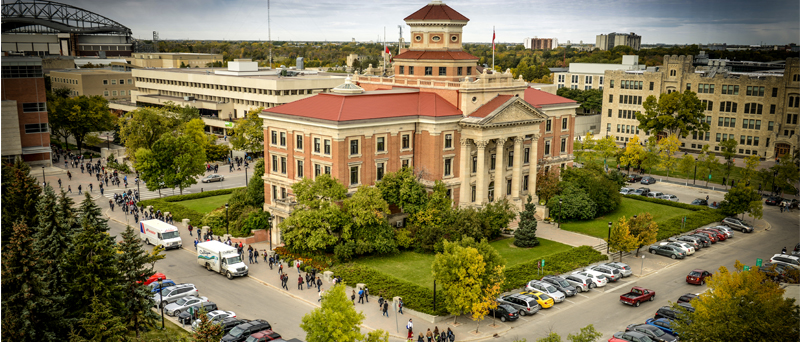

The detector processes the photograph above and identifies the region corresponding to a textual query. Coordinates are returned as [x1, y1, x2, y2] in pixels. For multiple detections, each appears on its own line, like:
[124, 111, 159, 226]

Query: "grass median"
[560, 197, 694, 239]
[173, 194, 232, 214]
[353, 238, 572, 289]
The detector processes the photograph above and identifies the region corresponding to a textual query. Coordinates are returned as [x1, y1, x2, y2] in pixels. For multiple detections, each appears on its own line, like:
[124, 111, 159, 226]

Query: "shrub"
[503, 246, 608, 292]
[622, 194, 705, 211]
[547, 184, 596, 220]
[655, 209, 726, 240]
[274, 246, 332, 271]
[330, 263, 447, 316]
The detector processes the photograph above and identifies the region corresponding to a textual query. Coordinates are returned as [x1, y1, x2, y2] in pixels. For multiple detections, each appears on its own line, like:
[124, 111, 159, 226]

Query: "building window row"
[721, 85, 740, 95]
[739, 135, 759, 146]
[717, 116, 737, 127]
[701, 100, 714, 111]
[618, 95, 642, 105]
[24, 123, 48, 134]
[1, 65, 43, 78]
[743, 103, 763, 115]
[618, 109, 637, 119]
[789, 96, 800, 108]
[690, 131, 710, 141]
[698, 83, 715, 94]
[616, 124, 639, 135]
[134, 77, 325, 96]
[716, 133, 735, 142]
[21, 102, 46, 112]
[397, 65, 471, 77]
[746, 86, 765, 97]
[788, 114, 799, 125]
[720, 101, 738, 113]
[620, 80, 643, 90]
[741, 119, 761, 130]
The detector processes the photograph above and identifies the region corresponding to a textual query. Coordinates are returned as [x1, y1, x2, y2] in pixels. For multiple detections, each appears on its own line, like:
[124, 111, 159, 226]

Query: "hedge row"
[329, 263, 448, 316]
[622, 194, 705, 211]
[656, 209, 727, 241]
[138, 187, 242, 225]
[504, 246, 608, 292]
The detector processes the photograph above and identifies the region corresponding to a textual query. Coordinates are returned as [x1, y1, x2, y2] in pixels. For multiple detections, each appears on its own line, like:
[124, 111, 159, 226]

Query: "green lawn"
[353, 238, 572, 289]
[174, 194, 232, 214]
[560, 197, 694, 239]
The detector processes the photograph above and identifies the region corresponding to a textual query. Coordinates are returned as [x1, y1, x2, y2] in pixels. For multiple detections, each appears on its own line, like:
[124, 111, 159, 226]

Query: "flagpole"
[383, 26, 386, 76]
[492, 26, 495, 71]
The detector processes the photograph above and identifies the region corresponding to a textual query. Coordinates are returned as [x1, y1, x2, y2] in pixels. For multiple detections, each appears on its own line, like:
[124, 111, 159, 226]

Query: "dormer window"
[432, 36, 441, 42]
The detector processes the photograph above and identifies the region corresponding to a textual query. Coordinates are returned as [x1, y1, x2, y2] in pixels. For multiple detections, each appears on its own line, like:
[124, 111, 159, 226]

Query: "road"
[96, 171, 798, 342]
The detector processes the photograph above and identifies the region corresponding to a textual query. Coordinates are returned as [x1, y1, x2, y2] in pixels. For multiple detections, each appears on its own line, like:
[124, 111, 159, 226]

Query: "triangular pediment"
[461, 97, 546, 128]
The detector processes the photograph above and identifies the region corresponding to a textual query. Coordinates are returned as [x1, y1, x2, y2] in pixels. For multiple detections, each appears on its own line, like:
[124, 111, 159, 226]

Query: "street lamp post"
[606, 221, 613, 254]
[225, 203, 230, 236]
[693, 157, 698, 185]
[558, 199, 563, 227]
[267, 215, 274, 251]
[772, 170, 778, 195]
[640, 255, 645, 277]
[41, 166, 46, 185]
[245, 165, 249, 187]
[158, 277, 165, 329]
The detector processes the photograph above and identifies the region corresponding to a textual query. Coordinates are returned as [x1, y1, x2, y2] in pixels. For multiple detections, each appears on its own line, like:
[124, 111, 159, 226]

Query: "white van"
[140, 219, 182, 250]
[197, 241, 248, 280]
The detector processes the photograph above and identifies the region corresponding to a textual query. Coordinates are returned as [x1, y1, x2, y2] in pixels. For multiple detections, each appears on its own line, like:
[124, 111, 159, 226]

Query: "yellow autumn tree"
[628, 213, 658, 257]
[620, 135, 645, 172]
[608, 217, 639, 262]
[432, 241, 485, 324]
[671, 262, 800, 341]
[657, 134, 681, 177]
[471, 265, 504, 333]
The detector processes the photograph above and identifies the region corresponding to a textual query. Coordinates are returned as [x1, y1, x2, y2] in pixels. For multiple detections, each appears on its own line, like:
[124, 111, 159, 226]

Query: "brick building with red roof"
[259, 2, 579, 244]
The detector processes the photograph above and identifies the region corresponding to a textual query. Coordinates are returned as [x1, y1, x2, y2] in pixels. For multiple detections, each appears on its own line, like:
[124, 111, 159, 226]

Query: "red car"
[694, 230, 717, 243]
[702, 228, 726, 241]
[686, 269, 712, 285]
[143, 272, 167, 286]
[247, 329, 282, 342]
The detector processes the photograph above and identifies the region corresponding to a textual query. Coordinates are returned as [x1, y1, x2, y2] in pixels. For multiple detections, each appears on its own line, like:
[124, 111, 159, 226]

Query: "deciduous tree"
[594, 136, 618, 164]
[640, 137, 660, 174]
[671, 263, 800, 341]
[741, 155, 761, 184]
[514, 196, 539, 247]
[432, 241, 485, 324]
[547, 184, 596, 221]
[720, 184, 763, 220]
[134, 134, 206, 195]
[656, 134, 681, 177]
[471, 275, 503, 332]
[245, 158, 265, 207]
[60, 95, 116, 153]
[119, 103, 198, 160]
[376, 167, 429, 216]
[620, 135, 645, 172]
[230, 107, 265, 154]
[536, 169, 560, 204]
[608, 217, 639, 262]
[678, 154, 696, 178]
[566, 325, 603, 342]
[697, 145, 721, 186]
[343, 185, 397, 255]
[636, 90, 708, 138]
[628, 213, 658, 257]
[719, 138, 738, 186]
[301, 284, 385, 342]
[281, 175, 349, 253]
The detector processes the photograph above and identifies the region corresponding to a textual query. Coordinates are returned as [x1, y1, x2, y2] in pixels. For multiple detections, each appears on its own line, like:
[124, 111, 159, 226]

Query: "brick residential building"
[1, 57, 51, 166]
[259, 1, 578, 244]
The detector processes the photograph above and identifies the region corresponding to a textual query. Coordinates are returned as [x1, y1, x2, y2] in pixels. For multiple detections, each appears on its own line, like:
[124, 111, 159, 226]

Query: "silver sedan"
[164, 296, 208, 316]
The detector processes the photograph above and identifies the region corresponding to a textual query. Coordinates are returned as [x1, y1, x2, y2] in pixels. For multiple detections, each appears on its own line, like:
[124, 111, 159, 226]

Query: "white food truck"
[139, 219, 182, 250]
[196, 241, 248, 280]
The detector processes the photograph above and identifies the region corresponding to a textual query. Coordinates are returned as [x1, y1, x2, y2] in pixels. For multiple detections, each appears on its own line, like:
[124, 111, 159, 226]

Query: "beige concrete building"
[125, 59, 345, 135]
[596, 32, 641, 51]
[129, 52, 223, 68]
[50, 69, 135, 99]
[602, 55, 800, 159]
[552, 55, 646, 91]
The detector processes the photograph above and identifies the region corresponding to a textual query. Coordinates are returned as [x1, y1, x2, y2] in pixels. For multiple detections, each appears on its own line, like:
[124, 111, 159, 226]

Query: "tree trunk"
[475, 320, 480, 333]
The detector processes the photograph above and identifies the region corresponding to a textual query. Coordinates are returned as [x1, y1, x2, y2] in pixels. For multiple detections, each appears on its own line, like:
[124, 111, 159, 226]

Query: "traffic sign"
[743, 265, 750, 271]
[541, 259, 545, 267]
[756, 258, 763, 267]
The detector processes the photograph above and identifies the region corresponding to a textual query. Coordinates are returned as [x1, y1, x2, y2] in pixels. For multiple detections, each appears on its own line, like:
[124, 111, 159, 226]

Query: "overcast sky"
[57, 0, 798, 45]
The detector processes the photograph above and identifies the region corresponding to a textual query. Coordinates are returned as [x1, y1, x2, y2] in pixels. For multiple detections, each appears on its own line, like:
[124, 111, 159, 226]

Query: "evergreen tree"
[1, 222, 56, 342]
[32, 185, 70, 338]
[117, 225, 162, 338]
[1, 157, 41, 245]
[69, 297, 128, 342]
[514, 196, 540, 247]
[192, 308, 225, 342]
[67, 193, 122, 333]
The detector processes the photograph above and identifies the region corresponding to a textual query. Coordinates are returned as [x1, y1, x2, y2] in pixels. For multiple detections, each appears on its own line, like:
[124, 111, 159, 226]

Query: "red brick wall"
[1, 77, 50, 150]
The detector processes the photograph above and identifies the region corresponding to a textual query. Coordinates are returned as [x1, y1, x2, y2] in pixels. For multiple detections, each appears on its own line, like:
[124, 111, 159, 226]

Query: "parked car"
[648, 245, 686, 259]
[572, 271, 608, 288]
[201, 174, 225, 183]
[216, 318, 250, 335]
[182, 306, 229, 325]
[488, 303, 519, 322]
[721, 217, 754, 233]
[707, 202, 721, 209]
[641, 176, 657, 185]
[673, 236, 702, 250]
[148, 279, 177, 293]
[620, 287, 656, 307]
[654, 306, 684, 321]
[645, 318, 677, 336]
[633, 187, 651, 196]
[765, 196, 783, 205]
[563, 273, 593, 292]
[609, 331, 654, 342]
[676, 293, 698, 304]
[627, 175, 643, 183]
[661, 242, 695, 256]
[658, 194, 679, 202]
[221, 319, 272, 342]
[620, 187, 635, 195]
[152, 283, 200, 308]
[525, 280, 566, 302]
[701, 228, 727, 241]
[245, 329, 282, 342]
[604, 262, 633, 277]
[588, 265, 622, 282]
[165, 296, 208, 316]
[497, 294, 541, 316]
[686, 269, 712, 285]
[646, 191, 664, 199]
[793, 243, 800, 256]
[626, 323, 678, 342]
[690, 198, 708, 206]
[758, 262, 800, 283]
[144, 272, 167, 286]
[770, 254, 800, 267]
[519, 291, 555, 309]
[540, 275, 578, 296]
[711, 225, 734, 238]
[692, 230, 717, 243]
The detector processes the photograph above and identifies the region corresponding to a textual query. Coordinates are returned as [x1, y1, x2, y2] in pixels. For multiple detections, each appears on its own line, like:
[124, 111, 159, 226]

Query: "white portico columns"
[494, 138, 506, 200]
[475, 140, 488, 205]
[459, 138, 471, 206]
[510, 136, 523, 200]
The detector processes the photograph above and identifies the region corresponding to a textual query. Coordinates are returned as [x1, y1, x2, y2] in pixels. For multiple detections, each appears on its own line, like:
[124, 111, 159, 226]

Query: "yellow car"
[520, 291, 555, 309]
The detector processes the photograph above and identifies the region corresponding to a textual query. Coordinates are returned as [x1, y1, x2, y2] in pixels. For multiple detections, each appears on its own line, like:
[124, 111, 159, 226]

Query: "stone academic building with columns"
[259, 1, 578, 244]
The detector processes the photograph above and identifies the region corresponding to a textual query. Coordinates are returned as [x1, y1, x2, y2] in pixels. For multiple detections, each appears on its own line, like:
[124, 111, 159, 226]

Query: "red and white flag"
[385, 46, 392, 62]
[492, 28, 496, 51]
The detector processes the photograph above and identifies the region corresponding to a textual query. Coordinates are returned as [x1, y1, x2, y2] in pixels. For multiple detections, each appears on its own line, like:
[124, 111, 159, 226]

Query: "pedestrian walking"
[364, 286, 370, 303]
[378, 295, 384, 311]
[319, 288, 324, 302]
[351, 290, 356, 304]
[358, 288, 364, 304]
[57, 178, 62, 188]
[780, 202, 785, 213]
[426, 329, 433, 342]
[188, 224, 193, 236]
[278, 263, 283, 274]
[418, 333, 425, 342]
[306, 273, 313, 288]
[706, 195, 709, 201]
[398, 298, 404, 314]
[269, 256, 274, 270]
[77, 185, 82, 194]
[782, 247, 788, 254]
[89, 183, 93, 193]
[67, 171, 72, 180]
[194, 238, 199, 250]
[263, 250, 268, 263]
[100, 186, 104, 196]
[253, 249, 259, 264]
[298, 275, 304, 290]
[296, 259, 302, 273]
[280, 273, 288, 290]
[433, 328, 439, 342]
[447, 328, 454, 342]
[382, 301, 389, 317]
[68, 185, 72, 193]
[316, 277, 322, 292]
[248, 249, 254, 264]
[406, 319, 413, 340]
